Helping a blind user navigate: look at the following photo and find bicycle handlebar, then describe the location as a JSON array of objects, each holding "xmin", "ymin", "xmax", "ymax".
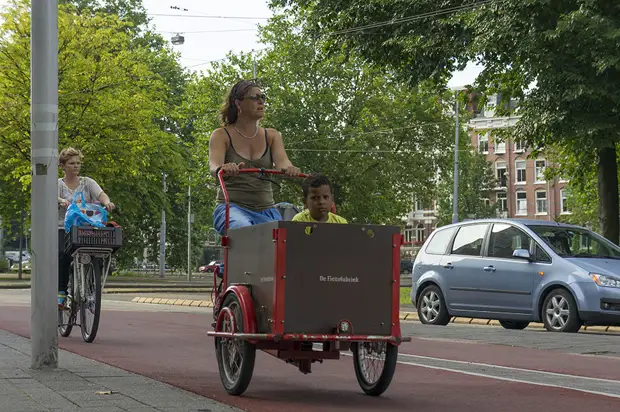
[{"xmin": 217, "ymin": 168, "xmax": 309, "ymax": 234}]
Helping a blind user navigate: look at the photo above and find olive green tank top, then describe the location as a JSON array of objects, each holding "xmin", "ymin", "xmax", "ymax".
[{"xmin": 216, "ymin": 128, "xmax": 275, "ymax": 211}]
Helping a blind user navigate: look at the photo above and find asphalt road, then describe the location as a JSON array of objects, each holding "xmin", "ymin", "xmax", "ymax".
[{"xmin": 1, "ymin": 289, "xmax": 620, "ymax": 412}]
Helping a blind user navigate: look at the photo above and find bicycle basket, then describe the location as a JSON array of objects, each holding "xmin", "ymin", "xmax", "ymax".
[{"xmin": 65, "ymin": 225, "xmax": 122, "ymax": 254}]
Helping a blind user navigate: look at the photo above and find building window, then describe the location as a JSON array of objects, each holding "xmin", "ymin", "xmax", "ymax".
[
  {"xmin": 535, "ymin": 159, "xmax": 546, "ymax": 183},
  {"xmin": 494, "ymin": 136, "xmax": 506, "ymax": 154},
  {"xmin": 496, "ymin": 192, "xmax": 507, "ymax": 212},
  {"xmin": 404, "ymin": 226, "xmax": 414, "ymax": 243},
  {"xmin": 515, "ymin": 140, "xmax": 525, "ymax": 152},
  {"xmin": 535, "ymin": 190, "xmax": 547, "ymax": 214},
  {"xmin": 516, "ymin": 191, "xmax": 527, "ymax": 215},
  {"xmin": 560, "ymin": 189, "xmax": 571, "ymax": 214},
  {"xmin": 478, "ymin": 133, "xmax": 489, "ymax": 153},
  {"xmin": 515, "ymin": 160, "xmax": 526, "ymax": 183},
  {"xmin": 496, "ymin": 161, "xmax": 507, "ymax": 187},
  {"xmin": 416, "ymin": 224, "xmax": 425, "ymax": 243}
]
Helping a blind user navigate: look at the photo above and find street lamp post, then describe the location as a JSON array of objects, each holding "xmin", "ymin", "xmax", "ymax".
[
  {"xmin": 452, "ymin": 90, "xmax": 460, "ymax": 224},
  {"xmin": 159, "ymin": 173, "xmax": 167, "ymax": 279},
  {"xmin": 30, "ymin": 0, "xmax": 59, "ymax": 369},
  {"xmin": 187, "ymin": 177, "xmax": 192, "ymax": 281},
  {"xmin": 451, "ymin": 86, "xmax": 467, "ymax": 224}
]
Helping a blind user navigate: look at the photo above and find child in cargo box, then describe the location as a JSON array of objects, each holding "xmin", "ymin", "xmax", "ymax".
[{"xmin": 292, "ymin": 174, "xmax": 347, "ymax": 224}]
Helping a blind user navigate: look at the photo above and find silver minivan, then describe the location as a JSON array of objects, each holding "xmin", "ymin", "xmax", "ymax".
[{"xmin": 410, "ymin": 219, "xmax": 620, "ymax": 332}]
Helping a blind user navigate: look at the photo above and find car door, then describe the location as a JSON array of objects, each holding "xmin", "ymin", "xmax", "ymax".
[
  {"xmin": 440, "ymin": 223, "xmax": 491, "ymax": 313},
  {"xmin": 478, "ymin": 223, "xmax": 537, "ymax": 316}
]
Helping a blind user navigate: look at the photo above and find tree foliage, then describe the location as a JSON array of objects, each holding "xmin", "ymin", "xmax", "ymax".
[
  {"xmin": 186, "ymin": 13, "xmax": 461, "ymax": 226},
  {"xmin": 273, "ymin": 0, "xmax": 620, "ymax": 243},
  {"xmin": 435, "ymin": 143, "xmax": 497, "ymax": 227},
  {"xmin": 0, "ymin": 0, "xmax": 204, "ymax": 269}
]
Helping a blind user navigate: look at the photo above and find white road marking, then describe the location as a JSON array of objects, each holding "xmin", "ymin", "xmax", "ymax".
[
  {"xmin": 342, "ymin": 351, "xmax": 620, "ymax": 399},
  {"xmin": 397, "ymin": 353, "xmax": 620, "ymax": 385}
]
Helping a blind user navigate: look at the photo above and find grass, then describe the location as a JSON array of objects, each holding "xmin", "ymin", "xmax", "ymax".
[{"xmin": 400, "ymin": 287, "xmax": 412, "ymax": 305}]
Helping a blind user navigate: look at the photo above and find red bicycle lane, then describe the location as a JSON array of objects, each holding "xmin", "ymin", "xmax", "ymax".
[{"xmin": 1, "ymin": 306, "xmax": 619, "ymax": 412}]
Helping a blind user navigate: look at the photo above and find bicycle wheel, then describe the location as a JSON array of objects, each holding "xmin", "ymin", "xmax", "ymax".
[
  {"xmin": 58, "ymin": 304, "xmax": 74, "ymax": 337},
  {"xmin": 79, "ymin": 258, "xmax": 102, "ymax": 343},
  {"xmin": 58, "ymin": 264, "xmax": 76, "ymax": 337}
]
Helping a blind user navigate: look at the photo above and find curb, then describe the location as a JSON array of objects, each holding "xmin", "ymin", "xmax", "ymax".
[
  {"xmin": 104, "ymin": 288, "xmax": 212, "ymax": 294},
  {"xmin": 126, "ymin": 297, "xmax": 620, "ymax": 334},
  {"xmin": 131, "ymin": 297, "xmax": 214, "ymax": 308},
  {"xmin": 398, "ymin": 311, "xmax": 620, "ymax": 333}
]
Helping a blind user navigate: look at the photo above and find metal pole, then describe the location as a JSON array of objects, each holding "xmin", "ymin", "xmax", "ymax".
[
  {"xmin": 0, "ymin": 217, "xmax": 4, "ymax": 261},
  {"xmin": 30, "ymin": 0, "xmax": 59, "ymax": 369},
  {"xmin": 187, "ymin": 177, "xmax": 191, "ymax": 281},
  {"xmin": 452, "ymin": 90, "xmax": 459, "ymax": 224},
  {"xmin": 18, "ymin": 198, "xmax": 24, "ymax": 280},
  {"xmin": 159, "ymin": 173, "xmax": 166, "ymax": 279}
]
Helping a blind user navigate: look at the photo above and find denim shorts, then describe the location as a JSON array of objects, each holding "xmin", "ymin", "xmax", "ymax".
[{"xmin": 213, "ymin": 203, "xmax": 282, "ymax": 235}]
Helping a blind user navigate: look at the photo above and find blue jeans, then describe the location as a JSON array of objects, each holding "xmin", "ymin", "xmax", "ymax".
[{"xmin": 213, "ymin": 203, "xmax": 282, "ymax": 235}]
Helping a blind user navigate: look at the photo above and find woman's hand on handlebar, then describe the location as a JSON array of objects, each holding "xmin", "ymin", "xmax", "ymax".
[
  {"xmin": 282, "ymin": 165, "xmax": 301, "ymax": 178},
  {"xmin": 58, "ymin": 198, "xmax": 70, "ymax": 208},
  {"xmin": 219, "ymin": 162, "xmax": 245, "ymax": 176},
  {"xmin": 104, "ymin": 202, "xmax": 116, "ymax": 212}
]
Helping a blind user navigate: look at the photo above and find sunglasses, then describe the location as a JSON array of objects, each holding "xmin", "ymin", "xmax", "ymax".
[{"xmin": 243, "ymin": 93, "xmax": 266, "ymax": 102}]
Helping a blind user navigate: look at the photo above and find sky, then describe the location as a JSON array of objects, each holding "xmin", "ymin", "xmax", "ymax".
[{"xmin": 0, "ymin": 0, "xmax": 484, "ymax": 86}]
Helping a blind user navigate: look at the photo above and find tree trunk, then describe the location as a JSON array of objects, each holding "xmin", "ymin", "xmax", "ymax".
[{"xmin": 597, "ymin": 145, "xmax": 619, "ymax": 245}]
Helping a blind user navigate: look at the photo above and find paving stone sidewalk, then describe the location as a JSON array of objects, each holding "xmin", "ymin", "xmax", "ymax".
[{"xmin": 0, "ymin": 330, "xmax": 242, "ymax": 412}]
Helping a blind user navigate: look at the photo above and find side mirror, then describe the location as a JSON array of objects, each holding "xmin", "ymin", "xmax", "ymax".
[{"xmin": 513, "ymin": 249, "xmax": 531, "ymax": 261}]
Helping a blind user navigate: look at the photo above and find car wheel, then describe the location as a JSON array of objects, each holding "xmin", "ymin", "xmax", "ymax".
[
  {"xmin": 541, "ymin": 289, "xmax": 582, "ymax": 333},
  {"xmin": 498, "ymin": 320, "xmax": 530, "ymax": 330},
  {"xmin": 416, "ymin": 285, "xmax": 450, "ymax": 326}
]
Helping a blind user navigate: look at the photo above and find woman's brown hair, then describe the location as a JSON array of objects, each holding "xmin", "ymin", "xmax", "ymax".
[{"xmin": 219, "ymin": 79, "xmax": 260, "ymax": 126}]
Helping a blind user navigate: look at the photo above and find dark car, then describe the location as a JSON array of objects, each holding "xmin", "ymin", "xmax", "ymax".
[{"xmin": 400, "ymin": 259, "xmax": 413, "ymax": 274}]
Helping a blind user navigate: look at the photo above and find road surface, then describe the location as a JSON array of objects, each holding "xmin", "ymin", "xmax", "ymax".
[{"xmin": 1, "ymin": 290, "xmax": 619, "ymax": 412}]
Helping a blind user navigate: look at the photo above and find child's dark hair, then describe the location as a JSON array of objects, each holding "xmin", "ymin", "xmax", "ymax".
[{"xmin": 301, "ymin": 173, "xmax": 333, "ymax": 199}]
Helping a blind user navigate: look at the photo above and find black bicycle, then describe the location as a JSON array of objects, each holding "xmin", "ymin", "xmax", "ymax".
[{"xmin": 58, "ymin": 223, "xmax": 122, "ymax": 343}]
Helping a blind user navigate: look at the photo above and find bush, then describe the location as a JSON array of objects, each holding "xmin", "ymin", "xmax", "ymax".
[{"xmin": 0, "ymin": 259, "xmax": 9, "ymax": 272}]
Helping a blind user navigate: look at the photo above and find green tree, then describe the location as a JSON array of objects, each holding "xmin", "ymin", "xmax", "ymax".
[
  {"xmin": 435, "ymin": 142, "xmax": 497, "ymax": 226},
  {"xmin": 0, "ymin": 0, "xmax": 191, "ymax": 268},
  {"xmin": 273, "ymin": 0, "xmax": 620, "ymax": 244},
  {"xmin": 186, "ymin": 13, "xmax": 458, "ymax": 226}
]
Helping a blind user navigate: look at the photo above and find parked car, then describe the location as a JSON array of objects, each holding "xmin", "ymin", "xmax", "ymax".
[
  {"xmin": 400, "ymin": 259, "xmax": 413, "ymax": 275},
  {"xmin": 411, "ymin": 219, "xmax": 620, "ymax": 333},
  {"xmin": 199, "ymin": 260, "xmax": 223, "ymax": 273}
]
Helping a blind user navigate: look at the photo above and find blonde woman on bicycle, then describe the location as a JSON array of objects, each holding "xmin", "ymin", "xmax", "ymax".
[{"xmin": 57, "ymin": 147, "xmax": 115, "ymax": 308}]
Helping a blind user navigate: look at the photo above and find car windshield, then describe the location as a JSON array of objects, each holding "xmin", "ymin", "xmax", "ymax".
[{"xmin": 527, "ymin": 225, "xmax": 620, "ymax": 259}]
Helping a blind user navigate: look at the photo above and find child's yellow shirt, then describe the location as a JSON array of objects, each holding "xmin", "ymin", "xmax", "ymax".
[{"xmin": 292, "ymin": 209, "xmax": 348, "ymax": 224}]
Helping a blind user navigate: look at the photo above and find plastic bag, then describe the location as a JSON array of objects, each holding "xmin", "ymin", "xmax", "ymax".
[{"xmin": 64, "ymin": 192, "xmax": 108, "ymax": 232}]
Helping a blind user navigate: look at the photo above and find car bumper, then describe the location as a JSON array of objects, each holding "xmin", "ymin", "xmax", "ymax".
[{"xmin": 576, "ymin": 282, "xmax": 620, "ymax": 326}]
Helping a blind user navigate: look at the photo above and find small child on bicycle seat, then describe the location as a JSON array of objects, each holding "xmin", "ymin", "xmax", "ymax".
[{"xmin": 292, "ymin": 174, "xmax": 347, "ymax": 224}]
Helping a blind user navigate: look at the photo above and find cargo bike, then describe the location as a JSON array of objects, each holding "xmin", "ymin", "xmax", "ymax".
[{"xmin": 207, "ymin": 168, "xmax": 411, "ymax": 396}]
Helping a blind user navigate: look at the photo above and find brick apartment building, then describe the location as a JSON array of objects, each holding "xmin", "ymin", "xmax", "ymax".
[{"xmin": 402, "ymin": 94, "xmax": 572, "ymax": 256}]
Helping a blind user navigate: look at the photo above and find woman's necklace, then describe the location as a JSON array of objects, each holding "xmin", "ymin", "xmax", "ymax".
[{"xmin": 234, "ymin": 124, "xmax": 259, "ymax": 139}]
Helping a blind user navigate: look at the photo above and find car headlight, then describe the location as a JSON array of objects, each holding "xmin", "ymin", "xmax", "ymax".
[{"xmin": 590, "ymin": 273, "xmax": 620, "ymax": 288}]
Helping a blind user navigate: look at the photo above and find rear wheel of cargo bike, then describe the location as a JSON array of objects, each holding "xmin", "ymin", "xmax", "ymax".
[
  {"xmin": 215, "ymin": 293, "xmax": 256, "ymax": 396},
  {"xmin": 352, "ymin": 341, "xmax": 398, "ymax": 396}
]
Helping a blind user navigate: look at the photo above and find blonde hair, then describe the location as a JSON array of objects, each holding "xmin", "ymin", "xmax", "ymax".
[{"xmin": 59, "ymin": 147, "xmax": 83, "ymax": 166}]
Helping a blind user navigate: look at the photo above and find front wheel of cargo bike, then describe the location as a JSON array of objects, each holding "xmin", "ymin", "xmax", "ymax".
[
  {"xmin": 352, "ymin": 341, "xmax": 398, "ymax": 396},
  {"xmin": 214, "ymin": 293, "xmax": 256, "ymax": 396}
]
